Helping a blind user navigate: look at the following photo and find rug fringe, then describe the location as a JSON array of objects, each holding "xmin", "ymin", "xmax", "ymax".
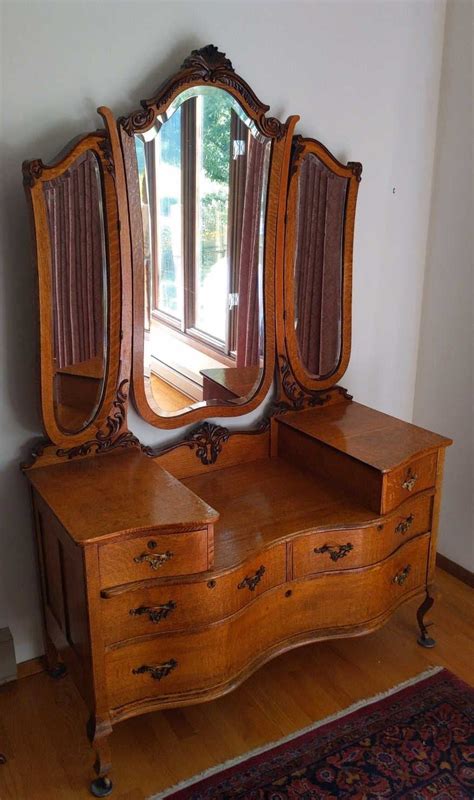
[{"xmin": 148, "ymin": 665, "xmax": 444, "ymax": 800}]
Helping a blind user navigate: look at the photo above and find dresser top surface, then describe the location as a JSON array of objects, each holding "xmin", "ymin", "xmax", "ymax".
[
  {"xmin": 278, "ymin": 402, "xmax": 452, "ymax": 472},
  {"xmin": 27, "ymin": 449, "xmax": 219, "ymax": 544}
]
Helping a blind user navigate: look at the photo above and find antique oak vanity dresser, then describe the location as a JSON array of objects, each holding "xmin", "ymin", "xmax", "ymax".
[{"xmin": 22, "ymin": 46, "xmax": 451, "ymax": 796}]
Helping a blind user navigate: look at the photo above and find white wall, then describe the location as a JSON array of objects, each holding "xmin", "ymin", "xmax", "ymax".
[
  {"xmin": 0, "ymin": 0, "xmax": 446, "ymax": 662},
  {"xmin": 413, "ymin": 0, "xmax": 473, "ymax": 571}
]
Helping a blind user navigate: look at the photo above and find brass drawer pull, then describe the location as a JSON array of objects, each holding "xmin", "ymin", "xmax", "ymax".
[
  {"xmin": 402, "ymin": 470, "xmax": 418, "ymax": 492},
  {"xmin": 238, "ymin": 565, "xmax": 266, "ymax": 591},
  {"xmin": 133, "ymin": 550, "xmax": 173, "ymax": 570},
  {"xmin": 392, "ymin": 565, "xmax": 411, "ymax": 586},
  {"xmin": 129, "ymin": 601, "xmax": 176, "ymax": 623},
  {"xmin": 314, "ymin": 543, "xmax": 353, "ymax": 562},
  {"xmin": 395, "ymin": 514, "xmax": 415, "ymax": 535},
  {"xmin": 132, "ymin": 659, "xmax": 177, "ymax": 681}
]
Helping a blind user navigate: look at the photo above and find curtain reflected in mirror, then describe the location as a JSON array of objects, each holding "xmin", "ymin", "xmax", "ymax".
[
  {"xmin": 294, "ymin": 154, "xmax": 348, "ymax": 378},
  {"xmin": 43, "ymin": 150, "xmax": 108, "ymax": 432},
  {"xmin": 135, "ymin": 87, "xmax": 270, "ymax": 413}
]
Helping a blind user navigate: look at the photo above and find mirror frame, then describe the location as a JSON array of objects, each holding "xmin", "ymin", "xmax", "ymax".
[
  {"xmin": 22, "ymin": 131, "xmax": 123, "ymax": 450},
  {"xmin": 276, "ymin": 136, "xmax": 362, "ymax": 401},
  {"xmin": 119, "ymin": 45, "xmax": 298, "ymax": 429}
]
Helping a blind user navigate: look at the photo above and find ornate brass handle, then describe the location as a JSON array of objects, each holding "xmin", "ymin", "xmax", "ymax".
[
  {"xmin": 314, "ymin": 543, "xmax": 353, "ymax": 562},
  {"xmin": 395, "ymin": 514, "xmax": 415, "ymax": 535},
  {"xmin": 392, "ymin": 565, "xmax": 411, "ymax": 586},
  {"xmin": 402, "ymin": 470, "xmax": 418, "ymax": 492},
  {"xmin": 129, "ymin": 601, "xmax": 176, "ymax": 623},
  {"xmin": 132, "ymin": 659, "xmax": 177, "ymax": 681},
  {"xmin": 133, "ymin": 550, "xmax": 173, "ymax": 570},
  {"xmin": 238, "ymin": 565, "xmax": 266, "ymax": 591}
]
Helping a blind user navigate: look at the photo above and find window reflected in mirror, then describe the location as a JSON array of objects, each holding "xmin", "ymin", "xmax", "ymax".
[
  {"xmin": 294, "ymin": 153, "xmax": 348, "ymax": 379},
  {"xmin": 43, "ymin": 150, "xmax": 108, "ymax": 433},
  {"xmin": 135, "ymin": 87, "xmax": 271, "ymax": 413}
]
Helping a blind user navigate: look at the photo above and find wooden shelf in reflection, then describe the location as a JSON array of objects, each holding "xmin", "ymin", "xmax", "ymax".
[{"xmin": 201, "ymin": 366, "xmax": 262, "ymax": 402}]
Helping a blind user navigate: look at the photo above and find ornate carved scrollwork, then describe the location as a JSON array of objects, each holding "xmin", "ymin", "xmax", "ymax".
[
  {"xmin": 56, "ymin": 380, "xmax": 140, "ymax": 460},
  {"xmin": 132, "ymin": 659, "xmax": 178, "ymax": 681},
  {"xmin": 313, "ymin": 543, "xmax": 353, "ymax": 562},
  {"xmin": 181, "ymin": 44, "xmax": 233, "ymax": 76},
  {"xmin": 120, "ymin": 44, "xmax": 287, "ymax": 141},
  {"xmin": 348, "ymin": 161, "xmax": 363, "ymax": 182},
  {"xmin": 142, "ymin": 421, "xmax": 230, "ymax": 466},
  {"xmin": 22, "ymin": 159, "xmax": 45, "ymax": 187},
  {"xmin": 277, "ymin": 356, "xmax": 352, "ymax": 413},
  {"xmin": 97, "ymin": 136, "xmax": 115, "ymax": 177}
]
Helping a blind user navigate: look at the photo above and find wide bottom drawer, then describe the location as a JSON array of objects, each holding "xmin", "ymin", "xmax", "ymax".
[{"xmin": 105, "ymin": 534, "xmax": 429, "ymax": 710}]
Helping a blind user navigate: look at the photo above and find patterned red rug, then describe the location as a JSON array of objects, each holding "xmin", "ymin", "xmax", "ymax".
[{"xmin": 152, "ymin": 667, "xmax": 474, "ymax": 799}]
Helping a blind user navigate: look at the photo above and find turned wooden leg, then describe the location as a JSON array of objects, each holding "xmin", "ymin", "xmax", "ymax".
[
  {"xmin": 44, "ymin": 633, "xmax": 67, "ymax": 679},
  {"xmin": 87, "ymin": 715, "xmax": 113, "ymax": 797},
  {"xmin": 417, "ymin": 591, "xmax": 436, "ymax": 648}
]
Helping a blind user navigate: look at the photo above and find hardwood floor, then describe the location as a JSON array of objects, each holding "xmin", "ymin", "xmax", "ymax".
[
  {"xmin": 0, "ymin": 568, "xmax": 472, "ymax": 800},
  {"xmin": 149, "ymin": 375, "xmax": 194, "ymax": 412}
]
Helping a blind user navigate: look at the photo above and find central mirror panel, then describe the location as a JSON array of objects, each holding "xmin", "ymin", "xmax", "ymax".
[{"xmin": 134, "ymin": 87, "xmax": 271, "ymax": 414}]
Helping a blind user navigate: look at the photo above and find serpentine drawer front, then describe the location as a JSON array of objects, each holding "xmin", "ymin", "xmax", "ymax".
[
  {"xmin": 293, "ymin": 494, "xmax": 432, "ymax": 578},
  {"xmin": 382, "ymin": 452, "xmax": 437, "ymax": 513},
  {"xmin": 99, "ymin": 528, "xmax": 211, "ymax": 587},
  {"xmin": 101, "ymin": 545, "xmax": 287, "ymax": 645},
  {"xmin": 105, "ymin": 534, "xmax": 430, "ymax": 711}
]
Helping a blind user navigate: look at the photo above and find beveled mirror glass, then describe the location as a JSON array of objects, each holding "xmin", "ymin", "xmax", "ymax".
[
  {"xmin": 42, "ymin": 150, "xmax": 108, "ymax": 433},
  {"xmin": 293, "ymin": 153, "xmax": 348, "ymax": 378},
  {"xmin": 134, "ymin": 86, "xmax": 271, "ymax": 414}
]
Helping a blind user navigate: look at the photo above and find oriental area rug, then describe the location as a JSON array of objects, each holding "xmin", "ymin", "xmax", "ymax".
[{"xmin": 151, "ymin": 667, "xmax": 474, "ymax": 799}]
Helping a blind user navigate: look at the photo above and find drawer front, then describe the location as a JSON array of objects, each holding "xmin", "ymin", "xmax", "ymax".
[
  {"xmin": 106, "ymin": 535, "xmax": 429, "ymax": 710},
  {"xmin": 293, "ymin": 494, "xmax": 432, "ymax": 578},
  {"xmin": 99, "ymin": 529, "xmax": 210, "ymax": 587},
  {"xmin": 383, "ymin": 452, "xmax": 437, "ymax": 513},
  {"xmin": 101, "ymin": 545, "xmax": 287, "ymax": 644}
]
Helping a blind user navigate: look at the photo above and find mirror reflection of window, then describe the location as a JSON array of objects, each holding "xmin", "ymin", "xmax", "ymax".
[{"xmin": 135, "ymin": 87, "xmax": 270, "ymax": 413}]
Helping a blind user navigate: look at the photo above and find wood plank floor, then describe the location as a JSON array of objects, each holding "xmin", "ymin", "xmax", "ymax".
[{"xmin": 0, "ymin": 568, "xmax": 472, "ymax": 800}]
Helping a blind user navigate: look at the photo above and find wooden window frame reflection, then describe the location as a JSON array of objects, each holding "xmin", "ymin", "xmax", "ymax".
[{"xmin": 146, "ymin": 99, "xmax": 249, "ymax": 359}]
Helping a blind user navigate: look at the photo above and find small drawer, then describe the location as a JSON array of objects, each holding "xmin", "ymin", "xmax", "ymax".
[
  {"xmin": 101, "ymin": 544, "xmax": 287, "ymax": 644},
  {"xmin": 99, "ymin": 528, "xmax": 210, "ymax": 588},
  {"xmin": 383, "ymin": 452, "xmax": 437, "ymax": 513},
  {"xmin": 293, "ymin": 494, "xmax": 432, "ymax": 578}
]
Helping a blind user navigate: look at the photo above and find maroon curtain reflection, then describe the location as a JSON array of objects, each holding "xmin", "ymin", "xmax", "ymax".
[
  {"xmin": 295, "ymin": 156, "xmax": 348, "ymax": 376},
  {"xmin": 44, "ymin": 150, "xmax": 105, "ymax": 370},
  {"xmin": 235, "ymin": 133, "xmax": 267, "ymax": 368}
]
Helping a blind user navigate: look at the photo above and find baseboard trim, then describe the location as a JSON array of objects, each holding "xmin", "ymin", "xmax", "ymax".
[
  {"xmin": 436, "ymin": 553, "xmax": 474, "ymax": 587},
  {"xmin": 17, "ymin": 655, "xmax": 45, "ymax": 680}
]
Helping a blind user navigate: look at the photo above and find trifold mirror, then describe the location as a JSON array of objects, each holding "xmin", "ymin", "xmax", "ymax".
[{"xmin": 23, "ymin": 45, "xmax": 361, "ymax": 446}]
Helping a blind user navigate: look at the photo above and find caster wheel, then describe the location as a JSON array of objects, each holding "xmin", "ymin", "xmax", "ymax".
[
  {"xmin": 0, "ymin": 754, "xmax": 7, "ymax": 764},
  {"xmin": 47, "ymin": 663, "xmax": 67, "ymax": 679},
  {"xmin": 90, "ymin": 776, "xmax": 113, "ymax": 797},
  {"xmin": 417, "ymin": 635, "xmax": 436, "ymax": 649}
]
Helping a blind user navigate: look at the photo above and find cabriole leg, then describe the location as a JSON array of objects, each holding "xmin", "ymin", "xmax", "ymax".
[
  {"xmin": 417, "ymin": 591, "xmax": 436, "ymax": 648},
  {"xmin": 87, "ymin": 715, "xmax": 113, "ymax": 797}
]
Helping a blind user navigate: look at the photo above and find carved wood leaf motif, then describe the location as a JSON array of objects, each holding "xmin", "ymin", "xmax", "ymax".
[
  {"xmin": 142, "ymin": 421, "xmax": 230, "ymax": 465},
  {"xmin": 56, "ymin": 380, "xmax": 140, "ymax": 460},
  {"xmin": 120, "ymin": 44, "xmax": 287, "ymax": 141}
]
